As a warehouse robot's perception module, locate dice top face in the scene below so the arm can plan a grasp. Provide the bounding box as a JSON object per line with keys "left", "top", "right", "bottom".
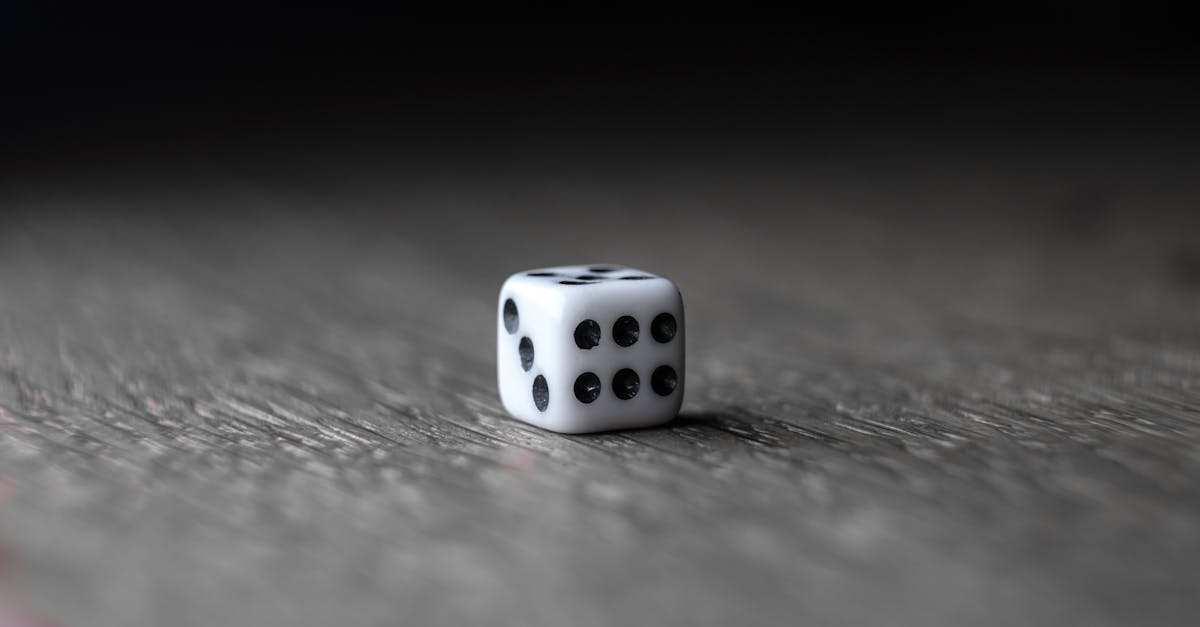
{"left": 497, "top": 264, "right": 685, "bottom": 434}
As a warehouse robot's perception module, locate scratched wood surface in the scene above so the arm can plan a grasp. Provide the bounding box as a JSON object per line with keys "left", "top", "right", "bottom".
{"left": 0, "top": 144, "right": 1198, "bottom": 627}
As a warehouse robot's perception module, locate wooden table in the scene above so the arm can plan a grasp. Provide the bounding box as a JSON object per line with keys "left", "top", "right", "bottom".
{"left": 1, "top": 141, "right": 1198, "bottom": 626}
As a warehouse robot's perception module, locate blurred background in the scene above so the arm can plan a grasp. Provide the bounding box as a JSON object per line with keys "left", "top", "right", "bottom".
{"left": 1, "top": 6, "right": 1199, "bottom": 627}
{"left": 4, "top": 7, "right": 1199, "bottom": 278}
{"left": 5, "top": 7, "right": 1199, "bottom": 202}
{"left": 4, "top": 6, "right": 1198, "bottom": 330}
{"left": 4, "top": 7, "right": 1198, "bottom": 278}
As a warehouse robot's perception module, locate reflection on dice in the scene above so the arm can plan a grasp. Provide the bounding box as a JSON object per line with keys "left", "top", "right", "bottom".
{"left": 497, "top": 264, "right": 685, "bottom": 433}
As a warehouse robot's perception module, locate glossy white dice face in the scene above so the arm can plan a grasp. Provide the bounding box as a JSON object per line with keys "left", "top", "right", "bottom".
{"left": 497, "top": 264, "right": 685, "bottom": 434}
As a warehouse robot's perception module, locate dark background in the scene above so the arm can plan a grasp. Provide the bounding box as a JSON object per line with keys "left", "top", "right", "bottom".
{"left": 5, "top": 7, "right": 1199, "bottom": 192}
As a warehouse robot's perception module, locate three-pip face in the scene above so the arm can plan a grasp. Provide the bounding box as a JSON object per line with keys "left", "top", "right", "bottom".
{"left": 497, "top": 264, "right": 685, "bottom": 433}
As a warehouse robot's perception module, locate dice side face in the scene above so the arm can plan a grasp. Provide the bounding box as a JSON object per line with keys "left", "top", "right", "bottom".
{"left": 497, "top": 274, "right": 572, "bottom": 431}
{"left": 497, "top": 265, "right": 685, "bottom": 434}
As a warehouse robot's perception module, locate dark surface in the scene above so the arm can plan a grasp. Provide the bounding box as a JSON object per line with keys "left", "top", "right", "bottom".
{"left": 2, "top": 14, "right": 1200, "bottom": 627}
{"left": 1, "top": 142, "right": 1198, "bottom": 626}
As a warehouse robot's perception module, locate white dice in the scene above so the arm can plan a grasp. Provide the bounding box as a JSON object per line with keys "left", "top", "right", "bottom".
{"left": 496, "top": 264, "right": 685, "bottom": 433}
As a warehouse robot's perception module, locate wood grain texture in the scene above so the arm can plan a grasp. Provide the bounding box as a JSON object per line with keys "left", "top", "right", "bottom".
{"left": 1, "top": 152, "right": 1198, "bottom": 627}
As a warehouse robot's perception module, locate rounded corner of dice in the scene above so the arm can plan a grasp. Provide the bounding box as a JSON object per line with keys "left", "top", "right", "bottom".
{"left": 496, "top": 264, "right": 685, "bottom": 434}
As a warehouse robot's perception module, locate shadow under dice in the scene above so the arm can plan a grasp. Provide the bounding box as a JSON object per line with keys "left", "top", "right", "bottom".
{"left": 497, "top": 264, "right": 685, "bottom": 433}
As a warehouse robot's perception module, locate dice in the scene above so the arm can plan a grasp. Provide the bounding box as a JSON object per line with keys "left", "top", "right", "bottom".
{"left": 496, "top": 264, "right": 685, "bottom": 433}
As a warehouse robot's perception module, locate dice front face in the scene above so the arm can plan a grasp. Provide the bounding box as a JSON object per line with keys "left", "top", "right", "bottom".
{"left": 497, "top": 264, "right": 685, "bottom": 433}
